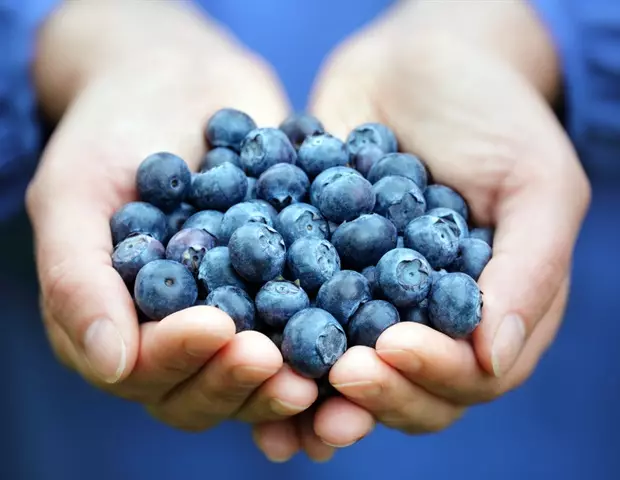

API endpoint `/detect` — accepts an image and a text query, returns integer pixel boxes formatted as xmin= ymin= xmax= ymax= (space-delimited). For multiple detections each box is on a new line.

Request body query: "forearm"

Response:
xmin=33 ymin=0 xmax=248 ymax=120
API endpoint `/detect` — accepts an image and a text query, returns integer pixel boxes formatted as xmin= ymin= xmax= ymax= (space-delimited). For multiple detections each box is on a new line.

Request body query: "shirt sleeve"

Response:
xmin=528 ymin=0 xmax=620 ymax=174
xmin=0 ymin=0 xmax=60 ymax=221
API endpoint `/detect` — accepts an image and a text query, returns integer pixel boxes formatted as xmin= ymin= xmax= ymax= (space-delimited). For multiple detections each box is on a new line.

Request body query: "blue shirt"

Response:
xmin=1 ymin=1 xmax=620 ymax=479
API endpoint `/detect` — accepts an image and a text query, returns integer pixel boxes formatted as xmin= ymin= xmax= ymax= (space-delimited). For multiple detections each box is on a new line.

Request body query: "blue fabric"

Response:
xmin=2 ymin=0 xmax=620 ymax=479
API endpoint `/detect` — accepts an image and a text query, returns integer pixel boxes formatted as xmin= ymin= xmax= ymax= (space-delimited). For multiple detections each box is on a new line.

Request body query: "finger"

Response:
xmin=313 ymin=396 xmax=375 ymax=448
xmin=150 ymin=331 xmax=282 ymax=431
xmin=252 ymin=420 xmax=300 ymax=463
xmin=329 ymin=346 xmax=464 ymax=434
xmin=297 ymin=411 xmax=336 ymax=463
xmin=376 ymin=278 xmax=569 ymax=404
xmin=121 ymin=306 xmax=236 ymax=401
xmin=236 ymin=364 xmax=318 ymax=423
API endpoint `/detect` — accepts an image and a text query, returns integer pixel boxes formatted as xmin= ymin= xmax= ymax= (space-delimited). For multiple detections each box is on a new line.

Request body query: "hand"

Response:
xmin=26 ymin=1 xmax=323 ymax=459
xmin=252 ymin=0 xmax=591 ymax=453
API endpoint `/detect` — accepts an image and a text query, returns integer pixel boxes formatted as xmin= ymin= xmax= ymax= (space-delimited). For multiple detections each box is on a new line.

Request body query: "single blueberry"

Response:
xmin=297 ymin=133 xmax=349 ymax=178
xmin=469 ymin=227 xmax=494 ymax=247
xmin=424 ymin=184 xmax=469 ymax=221
xmin=346 ymin=123 xmax=398 ymax=157
xmin=240 ymin=127 xmax=297 ymax=177
xmin=206 ymin=285 xmax=256 ymax=332
xmin=205 ymin=108 xmax=257 ymax=152
xmin=432 ymin=269 xmax=449 ymax=284
xmin=219 ymin=201 xmax=274 ymax=245
xmin=331 ymin=214 xmax=398 ymax=270
xmin=249 ymin=199 xmax=279 ymax=224
xmin=317 ymin=173 xmax=375 ymax=223
xmin=112 ymin=234 xmax=165 ymax=286
xmin=110 ymin=201 xmax=168 ymax=245
xmin=165 ymin=228 xmax=217 ymax=277
xmin=367 ymin=153 xmax=428 ymax=190
xmin=182 ymin=210 xmax=224 ymax=240
xmin=347 ymin=300 xmax=400 ymax=348
xmin=376 ymin=248 xmax=432 ymax=307
xmin=189 ymin=163 xmax=248 ymax=211
xmin=361 ymin=265 xmax=383 ymax=298
xmin=287 ymin=237 xmax=341 ymax=293
xmin=310 ymin=166 xmax=362 ymax=207
xmin=351 ymin=144 xmax=384 ymax=178
xmin=279 ymin=113 xmax=325 ymax=149
xmin=281 ymin=308 xmax=347 ymax=378
xmin=426 ymin=207 xmax=469 ymax=240
xmin=276 ymin=203 xmax=329 ymax=247
xmin=165 ymin=202 xmax=197 ymax=241
xmin=451 ymin=238 xmax=492 ymax=281
xmin=200 ymin=147 xmax=242 ymax=171
xmin=316 ymin=270 xmax=372 ymax=327
xmin=372 ymin=175 xmax=426 ymax=232
xmin=428 ymin=272 xmax=482 ymax=338
xmin=244 ymin=177 xmax=258 ymax=201
xmin=255 ymin=279 xmax=310 ymax=329
xmin=197 ymin=246 xmax=248 ymax=293
xmin=229 ymin=223 xmax=286 ymax=283
xmin=404 ymin=215 xmax=459 ymax=269
xmin=256 ymin=163 xmax=310 ymax=211
xmin=399 ymin=299 xmax=431 ymax=326
xmin=136 ymin=152 xmax=192 ymax=212
xmin=134 ymin=259 xmax=198 ymax=321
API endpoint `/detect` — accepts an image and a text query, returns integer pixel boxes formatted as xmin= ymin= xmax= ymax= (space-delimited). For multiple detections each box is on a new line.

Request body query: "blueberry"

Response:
xmin=347 ymin=300 xmax=400 ymax=348
xmin=367 ymin=153 xmax=428 ymax=190
xmin=256 ymin=163 xmax=310 ymax=211
xmin=276 ymin=203 xmax=329 ymax=247
xmin=351 ymin=144 xmax=384 ymax=177
xmin=205 ymin=108 xmax=257 ymax=152
xmin=249 ymin=199 xmax=279 ymax=224
xmin=255 ymin=279 xmax=310 ymax=329
xmin=110 ymin=201 xmax=168 ymax=245
xmin=200 ymin=147 xmax=242 ymax=171
xmin=428 ymin=272 xmax=482 ymax=338
xmin=205 ymin=285 xmax=255 ymax=332
xmin=327 ymin=221 xmax=340 ymax=239
xmin=112 ymin=234 xmax=165 ymax=286
xmin=281 ymin=308 xmax=347 ymax=378
xmin=189 ymin=163 xmax=248 ymax=211
xmin=403 ymin=215 xmax=459 ymax=269
xmin=317 ymin=173 xmax=375 ymax=223
xmin=244 ymin=177 xmax=258 ymax=201
xmin=197 ymin=246 xmax=248 ymax=293
xmin=376 ymin=248 xmax=432 ymax=307
xmin=268 ymin=330 xmax=284 ymax=350
xmin=372 ymin=175 xmax=426 ymax=232
xmin=182 ymin=210 xmax=224 ymax=240
xmin=432 ymin=269 xmax=449 ymax=284
xmin=297 ymin=133 xmax=349 ymax=179
xmin=229 ymin=223 xmax=286 ymax=283
xmin=240 ymin=127 xmax=297 ymax=177
xmin=426 ymin=207 xmax=469 ymax=240
xmin=361 ymin=266 xmax=382 ymax=298
xmin=310 ymin=166 xmax=362 ymax=207
xmin=397 ymin=236 xmax=405 ymax=249
xmin=451 ymin=238 xmax=492 ymax=281
xmin=219 ymin=201 xmax=274 ymax=245
xmin=136 ymin=152 xmax=192 ymax=212
xmin=165 ymin=228 xmax=217 ymax=277
xmin=134 ymin=259 xmax=198 ymax=321
xmin=287 ymin=237 xmax=341 ymax=293
xmin=469 ymin=227 xmax=494 ymax=247
xmin=399 ymin=299 xmax=431 ymax=326
xmin=316 ymin=270 xmax=372 ymax=327
xmin=166 ymin=202 xmax=197 ymax=240
xmin=279 ymin=113 xmax=325 ymax=149
xmin=346 ymin=123 xmax=398 ymax=157
xmin=331 ymin=214 xmax=397 ymax=270
xmin=424 ymin=184 xmax=469 ymax=221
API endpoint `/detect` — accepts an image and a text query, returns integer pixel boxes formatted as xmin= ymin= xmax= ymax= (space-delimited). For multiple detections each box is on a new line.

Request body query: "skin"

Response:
xmin=28 ymin=0 xmax=590 ymax=465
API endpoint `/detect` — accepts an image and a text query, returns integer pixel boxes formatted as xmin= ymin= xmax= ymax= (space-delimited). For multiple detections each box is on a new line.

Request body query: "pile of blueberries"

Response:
xmin=110 ymin=108 xmax=493 ymax=386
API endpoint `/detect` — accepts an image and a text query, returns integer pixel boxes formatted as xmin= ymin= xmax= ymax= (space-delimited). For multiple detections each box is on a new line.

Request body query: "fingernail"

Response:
xmin=232 ymin=365 xmax=275 ymax=386
xmin=269 ymin=398 xmax=308 ymax=416
xmin=332 ymin=381 xmax=382 ymax=399
xmin=491 ymin=314 xmax=526 ymax=377
xmin=83 ymin=318 xmax=127 ymax=383
xmin=376 ymin=349 xmax=422 ymax=373
xmin=320 ymin=438 xmax=359 ymax=448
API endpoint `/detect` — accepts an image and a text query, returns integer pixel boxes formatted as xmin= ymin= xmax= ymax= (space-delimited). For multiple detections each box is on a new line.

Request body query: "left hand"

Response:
xmin=252 ymin=0 xmax=590 ymax=458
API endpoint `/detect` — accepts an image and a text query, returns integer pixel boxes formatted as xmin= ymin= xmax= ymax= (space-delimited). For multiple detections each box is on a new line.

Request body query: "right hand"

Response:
xmin=27 ymin=1 xmax=330 ymax=462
